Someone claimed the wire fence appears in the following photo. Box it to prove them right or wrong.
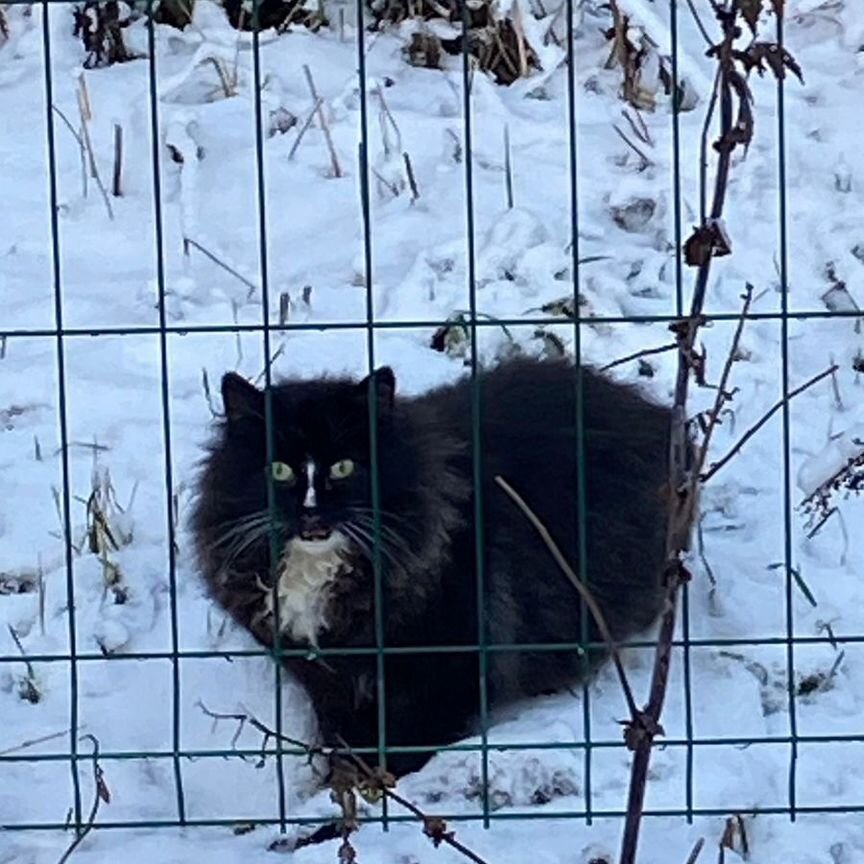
[2,0,862,858]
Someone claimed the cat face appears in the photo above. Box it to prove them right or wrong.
[203,368,401,564]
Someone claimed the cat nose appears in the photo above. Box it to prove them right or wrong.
[301,512,322,530]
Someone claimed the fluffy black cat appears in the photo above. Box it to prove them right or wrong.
[192,355,685,777]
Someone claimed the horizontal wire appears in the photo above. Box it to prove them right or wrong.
[4,732,864,764]
[6,803,864,833]
[0,632,857,665]
[2,307,863,341]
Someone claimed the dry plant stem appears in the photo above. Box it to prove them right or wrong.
[52,105,88,197]
[197,702,490,864]
[56,735,106,864]
[302,64,342,177]
[685,837,706,864]
[203,55,233,98]
[76,82,114,220]
[504,124,513,209]
[112,123,122,197]
[288,95,325,160]
[334,736,491,864]
[600,342,677,372]
[494,475,640,721]
[701,363,839,482]
[612,123,653,168]
[0,727,80,758]
[618,11,739,864]
[693,283,754,477]
[183,236,258,295]
[403,152,420,201]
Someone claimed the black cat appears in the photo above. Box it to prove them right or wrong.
[191,355,685,777]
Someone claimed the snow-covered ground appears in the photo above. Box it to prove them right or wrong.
[3,0,864,861]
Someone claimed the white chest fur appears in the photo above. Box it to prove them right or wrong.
[266,536,347,646]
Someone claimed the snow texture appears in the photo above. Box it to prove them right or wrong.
[2,0,864,861]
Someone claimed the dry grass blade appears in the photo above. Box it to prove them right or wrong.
[302,64,342,177]
[495,475,640,721]
[76,77,114,220]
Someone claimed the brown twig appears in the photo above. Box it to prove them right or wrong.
[494,475,640,721]
[56,735,108,864]
[693,283,754,477]
[334,735,491,864]
[600,342,677,372]
[197,703,490,864]
[617,3,801,860]
[701,364,838,483]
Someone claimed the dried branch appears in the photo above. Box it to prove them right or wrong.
[693,283,754,476]
[600,342,677,372]
[495,476,640,722]
[197,703,490,864]
[56,735,109,864]
[618,4,802,862]
[701,364,838,483]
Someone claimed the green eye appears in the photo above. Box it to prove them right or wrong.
[270,462,295,483]
[330,459,355,480]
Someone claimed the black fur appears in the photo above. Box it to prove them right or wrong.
[191,355,683,776]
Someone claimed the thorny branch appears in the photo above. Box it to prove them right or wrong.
[57,735,109,864]
[197,702,490,864]
[618,4,803,864]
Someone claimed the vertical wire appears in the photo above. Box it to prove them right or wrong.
[459,4,489,830]
[670,0,694,824]
[776,8,797,822]
[564,0,591,825]
[250,0,288,828]
[146,0,186,823]
[40,0,83,831]
[355,0,389,827]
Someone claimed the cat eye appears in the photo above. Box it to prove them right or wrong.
[330,459,355,480]
[270,461,295,484]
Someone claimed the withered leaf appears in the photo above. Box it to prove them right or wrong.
[735,0,764,33]
[423,817,455,848]
[96,771,111,805]
[683,221,731,267]
[739,42,804,83]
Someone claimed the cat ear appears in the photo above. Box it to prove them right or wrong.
[221,372,263,423]
[357,366,396,411]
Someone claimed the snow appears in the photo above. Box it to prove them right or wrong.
[3,0,864,861]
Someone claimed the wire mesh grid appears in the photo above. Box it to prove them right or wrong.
[1,0,862,850]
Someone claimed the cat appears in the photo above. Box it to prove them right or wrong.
[191,355,688,778]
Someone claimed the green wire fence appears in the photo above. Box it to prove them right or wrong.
[0,0,859,851]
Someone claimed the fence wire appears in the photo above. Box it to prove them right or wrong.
[0,0,860,848]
